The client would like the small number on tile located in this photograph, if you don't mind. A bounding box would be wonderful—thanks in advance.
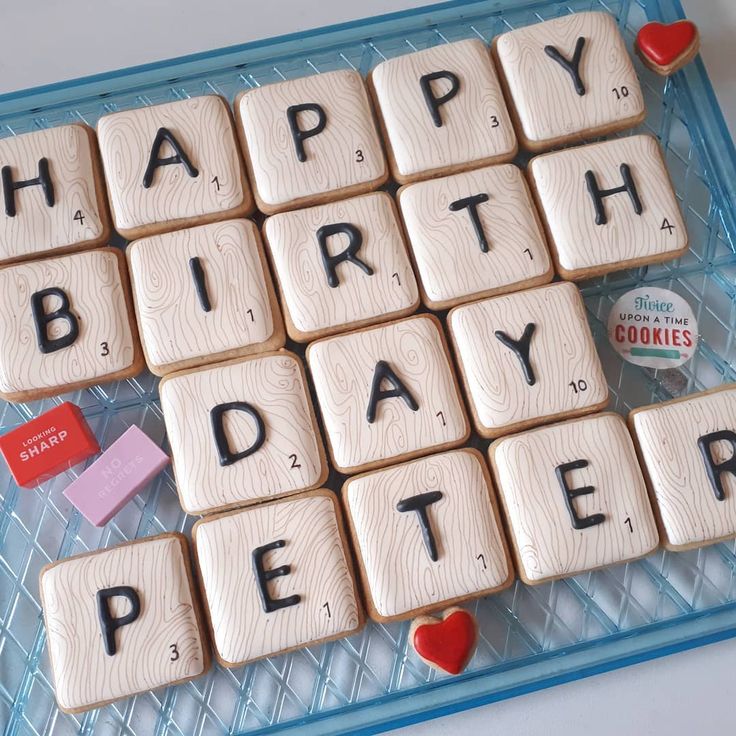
[660,218,675,234]
[322,601,331,619]
[392,272,401,286]
[476,552,487,570]
[73,209,85,226]
[624,516,633,533]
[100,341,110,357]
[211,176,221,191]
[612,86,629,100]
[246,308,254,322]
[490,115,500,128]
[169,643,179,662]
[436,410,446,426]
[289,453,301,469]
[523,248,533,260]
[355,149,364,163]
[569,379,588,394]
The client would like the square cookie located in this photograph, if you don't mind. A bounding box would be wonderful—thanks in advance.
[0,248,143,403]
[493,12,645,151]
[629,385,736,550]
[397,163,553,309]
[236,70,387,213]
[449,282,608,438]
[193,489,362,667]
[97,95,251,239]
[529,134,687,280]
[160,351,327,515]
[370,39,517,183]
[343,448,513,621]
[0,124,110,264]
[263,191,419,341]
[127,218,284,375]
[40,533,209,714]
[307,315,469,474]
[490,412,659,584]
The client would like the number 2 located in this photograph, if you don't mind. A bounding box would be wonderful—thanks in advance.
[289,453,301,469]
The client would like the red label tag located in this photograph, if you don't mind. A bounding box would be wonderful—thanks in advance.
[0,402,99,488]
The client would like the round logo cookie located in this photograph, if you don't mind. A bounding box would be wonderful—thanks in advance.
[607,287,697,369]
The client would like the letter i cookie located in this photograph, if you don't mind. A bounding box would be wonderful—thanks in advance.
[193,489,363,666]
[490,413,659,584]
[630,384,736,550]
[0,248,143,403]
[40,533,209,713]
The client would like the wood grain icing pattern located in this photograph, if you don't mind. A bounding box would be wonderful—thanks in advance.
[630,385,736,550]
[40,533,208,714]
[449,282,608,437]
[398,164,553,309]
[493,12,645,150]
[0,248,142,402]
[529,134,688,279]
[370,39,517,183]
[263,191,419,341]
[0,124,110,263]
[237,70,387,213]
[160,352,327,515]
[97,95,250,237]
[343,448,513,621]
[193,490,362,666]
[490,413,659,584]
[307,315,469,473]
[127,218,284,375]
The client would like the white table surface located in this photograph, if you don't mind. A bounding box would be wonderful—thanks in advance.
[2,1,734,734]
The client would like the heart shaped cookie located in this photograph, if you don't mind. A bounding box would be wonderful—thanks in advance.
[636,20,699,76]
[409,607,477,675]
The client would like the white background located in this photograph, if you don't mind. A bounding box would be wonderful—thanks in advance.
[3,1,735,734]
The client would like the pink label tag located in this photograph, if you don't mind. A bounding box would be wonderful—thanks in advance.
[63,425,169,526]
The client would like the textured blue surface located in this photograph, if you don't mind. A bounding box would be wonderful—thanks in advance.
[2,0,736,734]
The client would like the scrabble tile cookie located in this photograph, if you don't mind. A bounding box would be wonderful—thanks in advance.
[97,95,251,239]
[449,282,608,438]
[127,218,284,375]
[0,124,110,264]
[160,351,327,515]
[40,533,209,714]
[193,489,362,667]
[493,12,646,151]
[397,164,553,309]
[236,70,387,214]
[307,314,469,474]
[490,412,659,584]
[263,191,419,341]
[629,385,736,550]
[370,39,517,183]
[528,134,687,280]
[343,448,513,621]
[0,248,143,403]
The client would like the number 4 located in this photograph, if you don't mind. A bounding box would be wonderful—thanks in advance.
[73,210,85,225]
[661,218,675,234]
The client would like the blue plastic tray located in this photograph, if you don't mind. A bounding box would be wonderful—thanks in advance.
[2,0,736,734]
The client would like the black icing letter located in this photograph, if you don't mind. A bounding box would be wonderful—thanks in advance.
[316,222,373,288]
[286,103,327,163]
[142,127,199,189]
[97,586,141,657]
[555,459,605,530]
[397,491,443,562]
[189,257,211,312]
[210,401,266,467]
[30,287,79,354]
[494,323,536,386]
[252,540,301,613]
[419,71,460,128]
[698,430,736,501]
[544,36,586,96]
[366,360,419,424]
[2,158,55,217]
[585,164,642,226]
[449,193,491,253]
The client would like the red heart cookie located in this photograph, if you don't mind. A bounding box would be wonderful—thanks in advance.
[636,20,699,76]
[410,607,477,675]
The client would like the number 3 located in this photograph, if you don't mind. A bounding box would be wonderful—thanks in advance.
[169,643,179,662]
